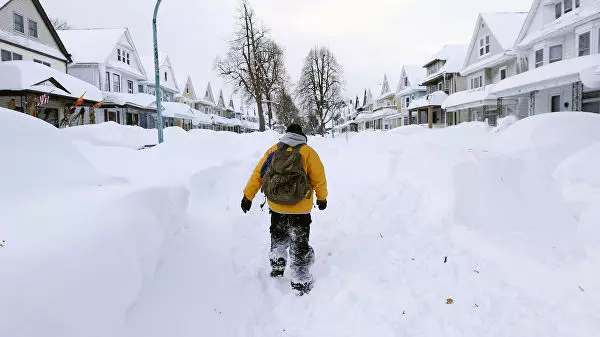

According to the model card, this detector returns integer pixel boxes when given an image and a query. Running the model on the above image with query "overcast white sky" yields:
[41,0,533,101]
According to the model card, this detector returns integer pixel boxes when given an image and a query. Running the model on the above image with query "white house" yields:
[443,12,528,125]
[355,88,375,131]
[492,0,600,116]
[0,0,71,71]
[139,54,180,103]
[391,65,427,127]
[58,28,154,126]
[175,75,198,108]
[372,74,397,130]
[410,44,468,128]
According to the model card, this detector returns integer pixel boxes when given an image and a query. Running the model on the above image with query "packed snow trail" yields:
[2,110,600,336]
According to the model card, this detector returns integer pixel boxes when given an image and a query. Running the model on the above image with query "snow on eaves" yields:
[0,61,102,101]
[492,54,600,96]
[408,91,448,110]
[442,85,497,111]
[0,0,11,8]
[103,92,159,110]
[461,53,514,76]
[402,65,427,90]
[0,30,66,61]
[481,12,528,50]
[58,29,124,64]
[162,102,195,119]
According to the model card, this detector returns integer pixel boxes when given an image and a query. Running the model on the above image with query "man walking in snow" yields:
[241,124,328,295]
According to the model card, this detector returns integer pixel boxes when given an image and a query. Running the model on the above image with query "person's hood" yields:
[279,132,307,147]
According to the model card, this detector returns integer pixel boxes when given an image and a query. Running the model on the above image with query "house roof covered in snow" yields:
[421,45,469,84]
[192,109,212,125]
[480,12,528,50]
[58,29,125,64]
[102,92,159,110]
[0,0,71,63]
[139,55,180,94]
[162,102,195,119]
[408,91,448,110]
[0,61,102,101]
[492,54,600,96]
[397,65,427,96]
[461,53,514,76]
[516,0,600,49]
[442,85,498,111]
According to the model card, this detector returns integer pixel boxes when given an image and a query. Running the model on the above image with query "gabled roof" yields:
[397,65,426,94]
[59,29,124,64]
[139,54,180,93]
[217,89,226,108]
[203,82,215,104]
[1,0,71,63]
[178,75,198,101]
[380,74,391,97]
[480,12,528,50]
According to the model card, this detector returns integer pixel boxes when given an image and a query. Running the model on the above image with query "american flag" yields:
[38,93,50,105]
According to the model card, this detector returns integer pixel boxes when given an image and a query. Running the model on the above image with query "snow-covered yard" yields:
[1,108,599,336]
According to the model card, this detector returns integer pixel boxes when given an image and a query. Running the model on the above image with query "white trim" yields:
[549,44,563,63]
[12,11,25,35]
[478,35,490,58]
[27,19,38,39]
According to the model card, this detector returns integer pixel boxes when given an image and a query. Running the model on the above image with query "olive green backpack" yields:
[262,143,311,205]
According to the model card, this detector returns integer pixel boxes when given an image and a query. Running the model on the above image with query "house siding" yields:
[0,40,65,71]
[0,0,60,50]
[67,64,99,88]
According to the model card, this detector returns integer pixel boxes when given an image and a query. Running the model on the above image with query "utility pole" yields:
[153,0,164,143]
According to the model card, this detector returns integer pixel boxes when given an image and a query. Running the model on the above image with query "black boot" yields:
[291,278,314,296]
[270,258,286,278]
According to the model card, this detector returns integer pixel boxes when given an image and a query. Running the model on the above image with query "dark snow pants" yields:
[269,211,314,284]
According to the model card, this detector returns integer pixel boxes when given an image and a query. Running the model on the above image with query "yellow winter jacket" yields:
[244,144,328,214]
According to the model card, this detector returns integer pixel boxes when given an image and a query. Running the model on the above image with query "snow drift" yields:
[1,111,599,337]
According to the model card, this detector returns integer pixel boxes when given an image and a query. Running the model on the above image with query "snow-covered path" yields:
[2,110,600,336]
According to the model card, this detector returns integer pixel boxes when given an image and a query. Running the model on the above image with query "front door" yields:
[551,95,561,112]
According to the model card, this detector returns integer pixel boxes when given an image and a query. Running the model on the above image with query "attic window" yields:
[126,53,130,65]
[117,49,121,61]
[404,77,408,86]
[13,13,24,34]
[164,72,168,82]
[479,35,490,57]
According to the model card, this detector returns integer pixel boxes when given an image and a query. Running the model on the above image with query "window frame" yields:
[1,49,12,61]
[564,0,573,13]
[11,52,22,60]
[127,80,134,94]
[42,61,50,67]
[117,49,121,62]
[437,82,443,92]
[28,19,38,38]
[555,2,562,19]
[113,74,121,92]
[549,44,563,63]
[13,13,25,34]
[138,84,144,93]
[105,72,111,92]
[164,71,168,82]
[404,77,408,86]
[499,66,507,80]
[578,31,591,56]
[535,49,544,68]
[479,35,490,57]
[126,53,130,65]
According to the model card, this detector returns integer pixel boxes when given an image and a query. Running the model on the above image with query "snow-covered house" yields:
[196,82,218,116]
[372,74,397,130]
[175,75,198,109]
[492,0,600,116]
[412,44,468,128]
[58,28,152,126]
[0,0,71,71]
[390,65,427,127]
[355,88,375,131]
[443,12,528,126]
[216,89,228,118]
[139,54,180,103]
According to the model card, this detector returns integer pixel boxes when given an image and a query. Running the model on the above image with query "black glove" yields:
[317,199,327,211]
[241,196,252,213]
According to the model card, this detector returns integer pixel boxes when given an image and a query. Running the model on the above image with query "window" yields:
[127,80,134,94]
[12,53,22,60]
[404,77,408,86]
[117,49,121,61]
[551,95,561,112]
[138,85,144,93]
[535,49,544,68]
[34,59,42,64]
[126,53,130,65]
[555,2,562,19]
[471,76,483,89]
[576,0,580,8]
[164,71,168,82]
[1,49,11,61]
[28,19,38,38]
[13,13,24,33]
[579,32,591,56]
[113,74,121,92]
[438,82,443,91]
[105,72,111,91]
[549,45,563,63]
[564,0,573,13]
[42,61,50,67]
[500,67,507,80]
[479,35,490,56]
[405,97,410,108]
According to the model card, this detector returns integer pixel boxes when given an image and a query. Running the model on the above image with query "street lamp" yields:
[153,0,164,144]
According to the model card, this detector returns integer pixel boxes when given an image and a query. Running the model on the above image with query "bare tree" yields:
[275,89,301,127]
[295,46,345,136]
[214,0,270,131]
[259,40,288,129]
[51,18,72,30]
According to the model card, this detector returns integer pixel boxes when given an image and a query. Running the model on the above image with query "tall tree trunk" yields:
[255,92,266,131]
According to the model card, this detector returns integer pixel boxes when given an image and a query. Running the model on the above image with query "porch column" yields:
[408,110,413,125]
[572,81,583,111]
[529,91,537,116]
[428,106,433,129]
[417,109,422,124]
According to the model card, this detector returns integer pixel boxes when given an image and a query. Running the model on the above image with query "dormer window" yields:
[479,35,490,57]
[117,49,121,61]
